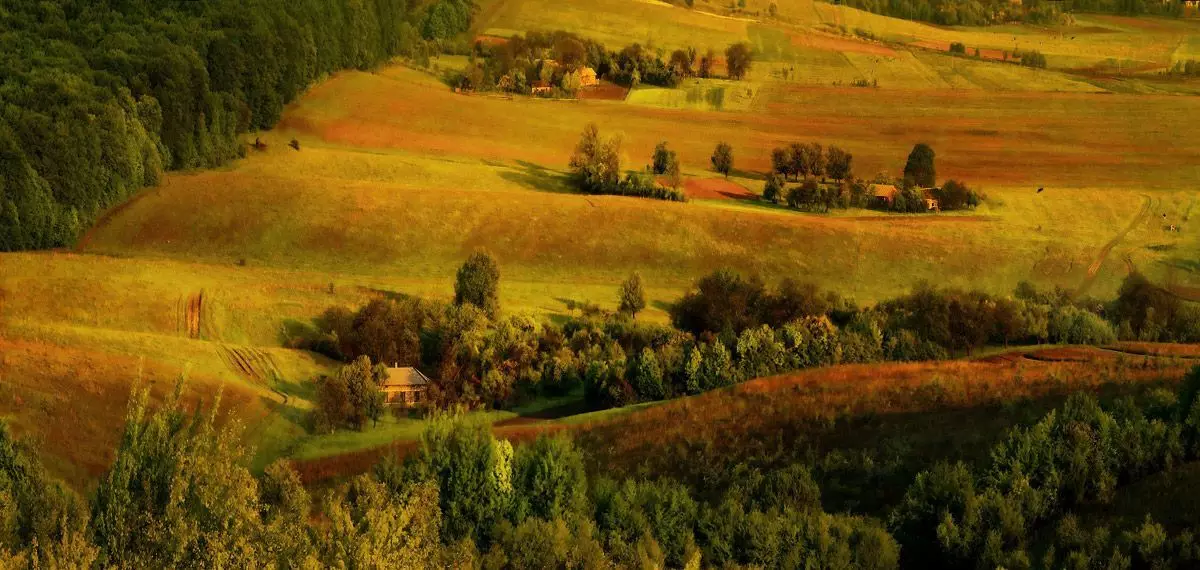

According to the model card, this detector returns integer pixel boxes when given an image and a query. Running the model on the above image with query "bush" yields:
[1048,305,1116,345]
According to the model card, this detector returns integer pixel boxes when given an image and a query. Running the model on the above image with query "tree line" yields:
[295,249,1200,419]
[461,29,754,96]
[840,0,1182,28]
[6,364,1200,568]
[0,0,476,251]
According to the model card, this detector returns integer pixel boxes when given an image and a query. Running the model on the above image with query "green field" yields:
[3,0,1200,487]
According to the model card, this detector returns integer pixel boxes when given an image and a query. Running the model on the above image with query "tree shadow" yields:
[498,160,575,194]
[651,299,674,313]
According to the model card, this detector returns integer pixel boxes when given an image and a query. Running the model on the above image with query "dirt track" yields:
[1074,194,1153,298]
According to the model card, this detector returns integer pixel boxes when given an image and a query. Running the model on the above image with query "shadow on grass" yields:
[498,160,575,194]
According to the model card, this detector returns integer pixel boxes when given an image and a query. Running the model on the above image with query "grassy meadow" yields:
[2,0,1200,487]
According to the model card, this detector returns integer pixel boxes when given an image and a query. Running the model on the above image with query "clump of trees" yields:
[464,30,753,96]
[314,356,388,432]
[568,125,686,201]
[0,0,476,251]
[1018,49,1048,69]
[903,143,937,188]
[763,142,979,214]
[456,250,502,318]
[1168,59,1200,77]
[890,369,1200,568]
[725,42,754,80]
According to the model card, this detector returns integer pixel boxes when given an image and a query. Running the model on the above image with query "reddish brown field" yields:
[795,31,898,57]
[274,68,1200,190]
[1109,342,1200,358]
[912,40,1009,61]
[577,81,629,100]
[681,177,755,200]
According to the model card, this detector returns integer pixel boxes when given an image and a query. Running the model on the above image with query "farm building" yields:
[580,67,598,86]
[380,366,431,407]
[870,184,898,206]
[531,80,553,95]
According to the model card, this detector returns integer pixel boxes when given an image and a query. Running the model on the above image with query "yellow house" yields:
[380,367,431,407]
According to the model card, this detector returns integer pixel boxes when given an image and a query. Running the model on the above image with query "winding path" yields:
[1074,194,1154,298]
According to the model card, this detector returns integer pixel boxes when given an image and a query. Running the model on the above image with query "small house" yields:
[579,67,599,87]
[870,184,899,206]
[380,366,431,408]
[531,80,553,95]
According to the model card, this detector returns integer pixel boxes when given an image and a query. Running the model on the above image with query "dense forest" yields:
[0,0,475,251]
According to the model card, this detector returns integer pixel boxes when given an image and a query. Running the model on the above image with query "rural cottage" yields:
[380,366,431,407]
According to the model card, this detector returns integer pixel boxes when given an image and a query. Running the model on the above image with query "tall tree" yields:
[652,142,672,175]
[455,250,501,317]
[711,142,734,178]
[724,42,754,80]
[826,146,853,182]
[619,272,648,317]
[904,143,937,188]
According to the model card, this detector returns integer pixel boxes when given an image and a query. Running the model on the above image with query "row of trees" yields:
[568,125,687,201]
[463,29,754,96]
[299,249,1200,414]
[0,0,477,251]
[768,142,854,183]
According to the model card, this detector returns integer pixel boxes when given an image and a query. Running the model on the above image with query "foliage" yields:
[711,142,734,178]
[724,43,754,80]
[762,172,785,204]
[314,356,388,433]
[399,414,514,546]
[91,381,270,568]
[618,273,647,317]
[903,144,937,188]
[569,125,684,202]
[455,250,501,318]
[0,0,468,251]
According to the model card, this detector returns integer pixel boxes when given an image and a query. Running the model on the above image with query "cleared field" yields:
[71,66,1200,302]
